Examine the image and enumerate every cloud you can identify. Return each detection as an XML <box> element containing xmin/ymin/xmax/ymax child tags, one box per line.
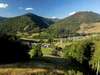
<box><xmin>25</xmin><ymin>8</ymin><xmax>34</xmax><ymax>11</ymax></box>
<box><xmin>51</xmin><ymin>16</ymin><xmax>57</xmax><ymax>19</ymax></box>
<box><xmin>47</xmin><ymin>16</ymin><xmax>57</xmax><ymax>19</ymax></box>
<box><xmin>68</xmin><ymin>11</ymin><xmax>76</xmax><ymax>16</ymax></box>
<box><xmin>0</xmin><ymin>3</ymin><xmax>8</xmax><ymax>8</ymax></box>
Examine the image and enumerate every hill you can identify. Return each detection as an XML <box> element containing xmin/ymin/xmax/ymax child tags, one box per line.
<box><xmin>77</xmin><ymin>22</ymin><xmax>100</xmax><ymax>34</ymax></box>
<box><xmin>0</xmin><ymin>13</ymin><xmax>55</xmax><ymax>34</ymax></box>
<box><xmin>49</xmin><ymin>11</ymin><xmax>100</xmax><ymax>37</ymax></box>
<box><xmin>0</xmin><ymin>17</ymin><xmax>7</xmax><ymax>21</ymax></box>
<box><xmin>0</xmin><ymin>11</ymin><xmax>100</xmax><ymax>35</ymax></box>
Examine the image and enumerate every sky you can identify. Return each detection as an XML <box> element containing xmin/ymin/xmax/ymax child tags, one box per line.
<box><xmin>0</xmin><ymin>0</ymin><xmax>100</xmax><ymax>18</ymax></box>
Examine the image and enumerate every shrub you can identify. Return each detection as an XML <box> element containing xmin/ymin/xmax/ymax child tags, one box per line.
<box><xmin>89</xmin><ymin>40</ymin><xmax>100</xmax><ymax>72</ymax></box>
<box><xmin>64</xmin><ymin>40</ymin><xmax>95</xmax><ymax>63</ymax></box>
<box><xmin>29</xmin><ymin>44</ymin><xmax>43</xmax><ymax>58</ymax></box>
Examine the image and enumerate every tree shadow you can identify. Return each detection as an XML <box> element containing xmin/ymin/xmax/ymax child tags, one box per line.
<box><xmin>0</xmin><ymin>34</ymin><xmax>30</xmax><ymax>64</ymax></box>
<box><xmin>32</xmin><ymin>56</ymin><xmax>99</xmax><ymax>75</ymax></box>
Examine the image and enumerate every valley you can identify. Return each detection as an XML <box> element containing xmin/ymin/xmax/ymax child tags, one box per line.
<box><xmin>0</xmin><ymin>11</ymin><xmax>100</xmax><ymax>75</ymax></box>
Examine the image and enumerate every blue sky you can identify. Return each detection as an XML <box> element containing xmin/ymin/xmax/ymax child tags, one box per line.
<box><xmin>0</xmin><ymin>0</ymin><xmax>100</xmax><ymax>18</ymax></box>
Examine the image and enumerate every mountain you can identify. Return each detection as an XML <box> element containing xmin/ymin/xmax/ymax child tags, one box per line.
<box><xmin>0</xmin><ymin>11</ymin><xmax>100</xmax><ymax>35</ymax></box>
<box><xmin>0</xmin><ymin>13</ymin><xmax>55</xmax><ymax>34</ymax></box>
<box><xmin>49</xmin><ymin>11</ymin><xmax>100</xmax><ymax>36</ymax></box>
<box><xmin>77</xmin><ymin>22</ymin><xmax>100</xmax><ymax>34</ymax></box>
<box><xmin>0</xmin><ymin>17</ymin><xmax>7</xmax><ymax>21</ymax></box>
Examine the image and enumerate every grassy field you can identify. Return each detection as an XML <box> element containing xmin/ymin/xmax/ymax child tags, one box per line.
<box><xmin>78</xmin><ymin>22</ymin><xmax>100</xmax><ymax>33</ymax></box>
<box><xmin>42</xmin><ymin>47</ymin><xmax>52</xmax><ymax>56</ymax></box>
<box><xmin>0</xmin><ymin>68</ymin><xmax>64</xmax><ymax>75</ymax></box>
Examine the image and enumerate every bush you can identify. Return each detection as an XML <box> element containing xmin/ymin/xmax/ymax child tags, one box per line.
<box><xmin>90</xmin><ymin>40</ymin><xmax>100</xmax><ymax>72</ymax></box>
<box><xmin>64</xmin><ymin>41</ymin><xmax>84</xmax><ymax>63</ymax></box>
<box><xmin>29</xmin><ymin>44</ymin><xmax>43</xmax><ymax>58</ymax></box>
<box><xmin>64</xmin><ymin>40</ymin><xmax>95</xmax><ymax>63</ymax></box>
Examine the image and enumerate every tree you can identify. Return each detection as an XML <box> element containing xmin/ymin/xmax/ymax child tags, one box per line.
<box><xmin>29</xmin><ymin>44</ymin><xmax>43</xmax><ymax>58</ymax></box>
<box><xmin>0</xmin><ymin>34</ymin><xmax>30</xmax><ymax>63</ymax></box>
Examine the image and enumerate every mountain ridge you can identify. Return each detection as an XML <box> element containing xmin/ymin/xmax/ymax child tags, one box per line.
<box><xmin>49</xmin><ymin>11</ymin><xmax>100</xmax><ymax>36</ymax></box>
<box><xmin>0</xmin><ymin>13</ymin><xmax>56</xmax><ymax>34</ymax></box>
<box><xmin>0</xmin><ymin>11</ymin><xmax>100</xmax><ymax>35</ymax></box>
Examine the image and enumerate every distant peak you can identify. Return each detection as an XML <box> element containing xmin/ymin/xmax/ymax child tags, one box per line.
<box><xmin>68</xmin><ymin>11</ymin><xmax>100</xmax><ymax>18</ymax></box>
<box><xmin>74</xmin><ymin>11</ymin><xmax>98</xmax><ymax>15</ymax></box>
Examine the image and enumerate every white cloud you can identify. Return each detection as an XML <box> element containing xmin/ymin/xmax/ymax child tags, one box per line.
<box><xmin>68</xmin><ymin>11</ymin><xmax>76</xmax><ymax>16</ymax></box>
<box><xmin>51</xmin><ymin>16</ymin><xmax>57</xmax><ymax>19</ymax></box>
<box><xmin>0</xmin><ymin>3</ymin><xmax>8</xmax><ymax>8</ymax></box>
<box><xmin>25</xmin><ymin>8</ymin><xmax>34</xmax><ymax>11</ymax></box>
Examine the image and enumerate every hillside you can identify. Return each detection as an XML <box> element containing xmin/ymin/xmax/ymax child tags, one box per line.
<box><xmin>0</xmin><ymin>17</ymin><xmax>7</xmax><ymax>21</ymax></box>
<box><xmin>78</xmin><ymin>22</ymin><xmax>100</xmax><ymax>33</ymax></box>
<box><xmin>0</xmin><ymin>11</ymin><xmax>100</xmax><ymax>35</ymax></box>
<box><xmin>0</xmin><ymin>13</ymin><xmax>55</xmax><ymax>34</ymax></box>
<box><xmin>49</xmin><ymin>11</ymin><xmax>100</xmax><ymax>36</ymax></box>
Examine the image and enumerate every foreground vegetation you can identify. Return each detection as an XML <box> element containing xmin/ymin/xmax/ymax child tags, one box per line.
<box><xmin>0</xmin><ymin>33</ymin><xmax>100</xmax><ymax>75</ymax></box>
